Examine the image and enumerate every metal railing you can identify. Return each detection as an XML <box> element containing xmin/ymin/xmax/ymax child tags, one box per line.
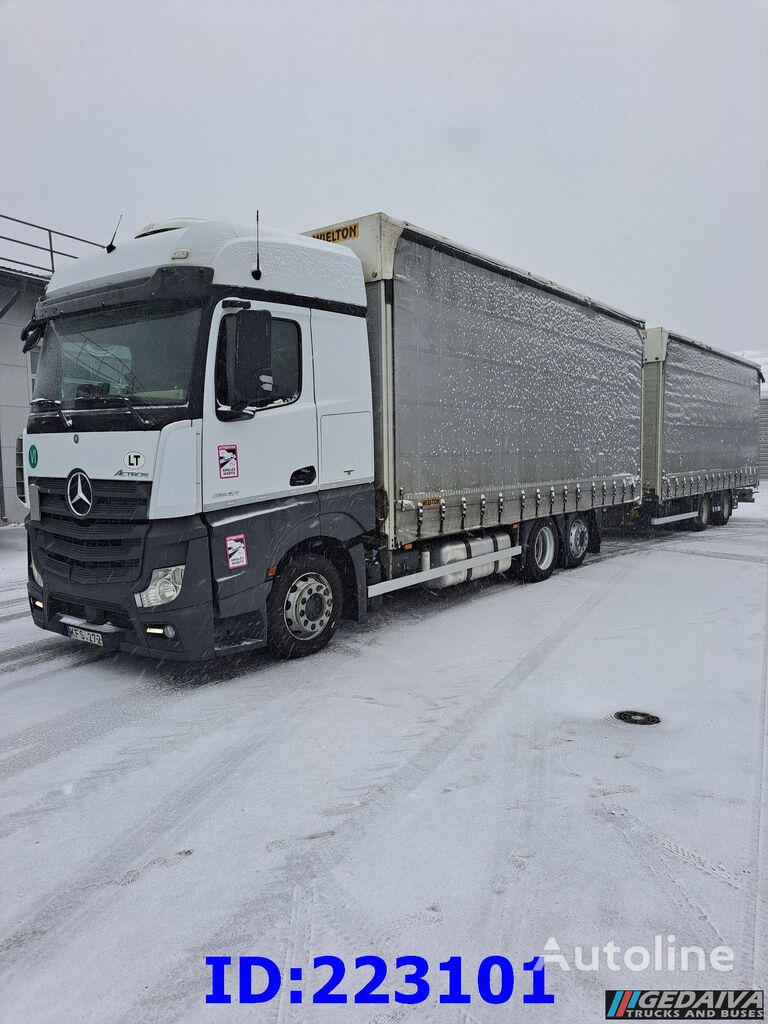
<box><xmin>0</xmin><ymin>213</ymin><xmax>106</xmax><ymax>276</ymax></box>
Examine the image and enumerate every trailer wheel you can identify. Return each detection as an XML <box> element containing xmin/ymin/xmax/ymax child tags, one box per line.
<box><xmin>712</xmin><ymin>491</ymin><xmax>731</xmax><ymax>526</ymax></box>
<box><xmin>693</xmin><ymin>495</ymin><xmax>711</xmax><ymax>532</ymax></box>
<box><xmin>522</xmin><ymin>518</ymin><xmax>559</xmax><ymax>582</ymax></box>
<box><xmin>267</xmin><ymin>554</ymin><xmax>343</xmax><ymax>658</ymax></box>
<box><xmin>564</xmin><ymin>515</ymin><xmax>590</xmax><ymax>569</ymax></box>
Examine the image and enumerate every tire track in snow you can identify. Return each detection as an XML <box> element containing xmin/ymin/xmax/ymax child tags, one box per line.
<box><xmin>0</xmin><ymin>678</ymin><xmax>155</xmax><ymax>778</ymax></box>
<box><xmin>0</xmin><ymin>574</ymin><xmax>28</xmax><ymax>589</ymax></box>
<box><xmin>0</xmin><ymin>651</ymin><xmax>112</xmax><ymax>698</ymax></box>
<box><xmin>594</xmin><ymin>802</ymin><xmax>730</xmax><ymax>950</ymax></box>
<box><xmin>116</xmin><ymin>558</ymin><xmax>637</xmax><ymax>1024</ymax></box>
<box><xmin>0</xmin><ymin>685</ymin><xmax>280</xmax><ymax>841</ymax></box>
<box><xmin>662</xmin><ymin>547</ymin><xmax>768</xmax><ymax>566</ymax></box>
<box><xmin>599</xmin><ymin>804</ymin><xmax>743</xmax><ymax>892</ymax></box>
<box><xmin>0</xmin><ymin>679</ymin><xmax>319</xmax><ymax>967</ymax></box>
<box><xmin>0</xmin><ymin>636</ymin><xmax>104</xmax><ymax>685</ymax></box>
<box><xmin>0</xmin><ymin>649</ymin><xmax>275</xmax><ymax>775</ymax></box>
<box><xmin>0</xmin><ymin>608</ymin><xmax>30</xmax><ymax>624</ymax></box>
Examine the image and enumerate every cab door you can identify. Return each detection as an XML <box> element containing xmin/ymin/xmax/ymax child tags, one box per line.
<box><xmin>201</xmin><ymin>300</ymin><xmax>318</xmax><ymax>512</ymax></box>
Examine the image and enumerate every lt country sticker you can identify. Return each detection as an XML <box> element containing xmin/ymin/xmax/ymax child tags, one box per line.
<box><xmin>225</xmin><ymin>534</ymin><xmax>248</xmax><ymax>571</ymax></box>
<box><xmin>218</xmin><ymin>444</ymin><xmax>239</xmax><ymax>479</ymax></box>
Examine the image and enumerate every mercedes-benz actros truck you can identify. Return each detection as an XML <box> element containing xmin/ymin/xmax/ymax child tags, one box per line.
<box><xmin>19</xmin><ymin>214</ymin><xmax>761</xmax><ymax>660</ymax></box>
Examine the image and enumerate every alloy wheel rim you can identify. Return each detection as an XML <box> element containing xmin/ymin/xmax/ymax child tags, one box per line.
<box><xmin>569</xmin><ymin>519</ymin><xmax>589</xmax><ymax>559</ymax></box>
<box><xmin>284</xmin><ymin>572</ymin><xmax>333</xmax><ymax>640</ymax></box>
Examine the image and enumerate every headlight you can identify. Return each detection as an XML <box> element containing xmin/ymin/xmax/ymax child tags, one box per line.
<box><xmin>135</xmin><ymin>565</ymin><xmax>185</xmax><ymax>608</ymax></box>
<box><xmin>30</xmin><ymin>558</ymin><xmax>43</xmax><ymax>588</ymax></box>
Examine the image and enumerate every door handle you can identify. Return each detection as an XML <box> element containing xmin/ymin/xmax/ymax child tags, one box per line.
<box><xmin>290</xmin><ymin>465</ymin><xmax>317</xmax><ymax>486</ymax></box>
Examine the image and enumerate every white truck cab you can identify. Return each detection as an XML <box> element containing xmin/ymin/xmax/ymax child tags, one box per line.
<box><xmin>23</xmin><ymin>219</ymin><xmax>375</xmax><ymax>659</ymax></box>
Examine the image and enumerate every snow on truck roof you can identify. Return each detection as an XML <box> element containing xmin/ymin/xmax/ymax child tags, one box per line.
<box><xmin>43</xmin><ymin>218</ymin><xmax>366</xmax><ymax>307</ymax></box>
<box><xmin>666</xmin><ymin>328</ymin><xmax>765</xmax><ymax>380</ymax></box>
<box><xmin>645</xmin><ymin>325</ymin><xmax>764</xmax><ymax>379</ymax></box>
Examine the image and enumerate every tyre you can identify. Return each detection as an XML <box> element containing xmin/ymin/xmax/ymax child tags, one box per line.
<box><xmin>712</xmin><ymin>490</ymin><xmax>731</xmax><ymax>526</ymax></box>
<box><xmin>564</xmin><ymin>514</ymin><xmax>590</xmax><ymax>569</ymax></box>
<box><xmin>693</xmin><ymin>495</ymin><xmax>711</xmax><ymax>532</ymax></box>
<box><xmin>267</xmin><ymin>554</ymin><xmax>343</xmax><ymax>658</ymax></box>
<box><xmin>522</xmin><ymin>518</ymin><xmax>559</xmax><ymax>583</ymax></box>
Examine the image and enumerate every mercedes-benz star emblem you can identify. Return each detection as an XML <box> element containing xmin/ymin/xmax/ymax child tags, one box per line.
<box><xmin>66</xmin><ymin>470</ymin><xmax>93</xmax><ymax>518</ymax></box>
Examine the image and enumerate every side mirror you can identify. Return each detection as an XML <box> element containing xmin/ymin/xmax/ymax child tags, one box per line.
<box><xmin>21</xmin><ymin>318</ymin><xmax>46</xmax><ymax>353</ymax></box>
<box><xmin>232</xmin><ymin>309</ymin><xmax>272</xmax><ymax>409</ymax></box>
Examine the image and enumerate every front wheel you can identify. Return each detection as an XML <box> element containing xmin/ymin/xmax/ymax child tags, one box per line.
<box><xmin>267</xmin><ymin>554</ymin><xmax>343</xmax><ymax>658</ymax></box>
<box><xmin>522</xmin><ymin>518</ymin><xmax>559</xmax><ymax>583</ymax></box>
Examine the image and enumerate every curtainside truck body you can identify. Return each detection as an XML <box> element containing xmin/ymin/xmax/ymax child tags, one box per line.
<box><xmin>20</xmin><ymin>213</ymin><xmax>642</xmax><ymax>661</ymax></box>
<box><xmin>641</xmin><ymin>328</ymin><xmax>763</xmax><ymax>529</ymax></box>
<box><xmin>316</xmin><ymin>214</ymin><xmax>644</xmax><ymax>583</ymax></box>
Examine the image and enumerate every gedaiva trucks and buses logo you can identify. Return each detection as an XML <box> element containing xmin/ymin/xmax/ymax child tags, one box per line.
<box><xmin>605</xmin><ymin>989</ymin><xmax>764</xmax><ymax>1020</ymax></box>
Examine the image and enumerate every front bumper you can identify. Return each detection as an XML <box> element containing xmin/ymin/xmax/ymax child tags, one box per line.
<box><xmin>27</xmin><ymin>516</ymin><xmax>216</xmax><ymax>661</ymax></box>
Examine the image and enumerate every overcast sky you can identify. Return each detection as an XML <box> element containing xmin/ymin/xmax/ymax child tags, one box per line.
<box><xmin>2</xmin><ymin>0</ymin><xmax>766</xmax><ymax>372</ymax></box>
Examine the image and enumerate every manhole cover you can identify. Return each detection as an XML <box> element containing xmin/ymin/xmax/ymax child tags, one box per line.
<box><xmin>614</xmin><ymin>710</ymin><xmax>661</xmax><ymax>726</ymax></box>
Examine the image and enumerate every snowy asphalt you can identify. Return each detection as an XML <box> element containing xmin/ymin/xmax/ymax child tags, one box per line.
<box><xmin>0</xmin><ymin>496</ymin><xmax>766</xmax><ymax>1022</ymax></box>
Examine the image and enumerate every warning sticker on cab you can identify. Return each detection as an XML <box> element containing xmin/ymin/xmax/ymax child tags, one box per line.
<box><xmin>218</xmin><ymin>444</ymin><xmax>239</xmax><ymax>479</ymax></box>
<box><xmin>225</xmin><ymin>534</ymin><xmax>248</xmax><ymax>570</ymax></box>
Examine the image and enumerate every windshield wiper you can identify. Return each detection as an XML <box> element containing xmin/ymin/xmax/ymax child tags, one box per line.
<box><xmin>30</xmin><ymin>398</ymin><xmax>73</xmax><ymax>429</ymax></box>
<box><xmin>72</xmin><ymin>394</ymin><xmax>149</xmax><ymax>427</ymax></box>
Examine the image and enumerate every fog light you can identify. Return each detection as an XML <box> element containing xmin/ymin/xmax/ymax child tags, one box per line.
<box><xmin>135</xmin><ymin>565</ymin><xmax>185</xmax><ymax>608</ymax></box>
<box><xmin>32</xmin><ymin>599</ymin><xmax>43</xmax><ymax>609</ymax></box>
<box><xmin>145</xmin><ymin>624</ymin><xmax>177</xmax><ymax>640</ymax></box>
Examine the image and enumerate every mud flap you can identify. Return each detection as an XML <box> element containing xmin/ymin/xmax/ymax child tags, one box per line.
<box><xmin>587</xmin><ymin>509</ymin><xmax>602</xmax><ymax>553</ymax></box>
<box><xmin>348</xmin><ymin>543</ymin><xmax>369</xmax><ymax>623</ymax></box>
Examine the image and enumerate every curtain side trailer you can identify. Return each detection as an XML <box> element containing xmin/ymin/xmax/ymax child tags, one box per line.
<box><xmin>640</xmin><ymin>327</ymin><xmax>763</xmax><ymax>530</ymax></box>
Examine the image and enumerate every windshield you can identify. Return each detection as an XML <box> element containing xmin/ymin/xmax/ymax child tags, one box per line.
<box><xmin>32</xmin><ymin>300</ymin><xmax>204</xmax><ymax>410</ymax></box>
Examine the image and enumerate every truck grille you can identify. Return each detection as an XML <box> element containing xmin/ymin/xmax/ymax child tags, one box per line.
<box><xmin>31</xmin><ymin>477</ymin><xmax>151</xmax><ymax>584</ymax></box>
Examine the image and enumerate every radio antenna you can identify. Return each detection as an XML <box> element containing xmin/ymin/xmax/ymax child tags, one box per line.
<box><xmin>106</xmin><ymin>213</ymin><xmax>123</xmax><ymax>253</ymax></box>
<box><xmin>252</xmin><ymin>210</ymin><xmax>262</xmax><ymax>280</ymax></box>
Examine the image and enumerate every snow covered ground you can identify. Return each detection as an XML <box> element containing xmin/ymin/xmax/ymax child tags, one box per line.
<box><xmin>0</xmin><ymin>494</ymin><xmax>766</xmax><ymax>1023</ymax></box>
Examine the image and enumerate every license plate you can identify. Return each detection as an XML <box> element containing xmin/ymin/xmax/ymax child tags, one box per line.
<box><xmin>67</xmin><ymin>626</ymin><xmax>104</xmax><ymax>647</ymax></box>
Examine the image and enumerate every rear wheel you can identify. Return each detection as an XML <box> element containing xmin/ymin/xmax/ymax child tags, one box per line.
<box><xmin>712</xmin><ymin>490</ymin><xmax>731</xmax><ymax>526</ymax></box>
<box><xmin>564</xmin><ymin>515</ymin><xmax>590</xmax><ymax>569</ymax></box>
<box><xmin>522</xmin><ymin>518</ymin><xmax>559</xmax><ymax>583</ymax></box>
<box><xmin>693</xmin><ymin>495</ymin><xmax>711</xmax><ymax>532</ymax></box>
<box><xmin>267</xmin><ymin>554</ymin><xmax>342</xmax><ymax>658</ymax></box>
